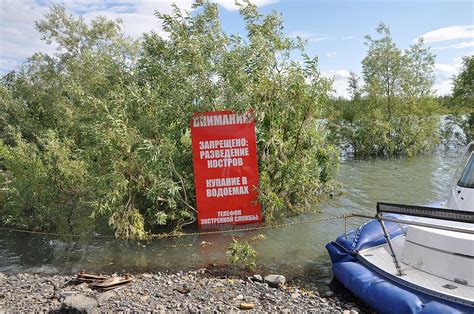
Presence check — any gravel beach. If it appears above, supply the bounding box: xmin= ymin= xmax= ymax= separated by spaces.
xmin=0 ymin=268 xmax=371 ymax=313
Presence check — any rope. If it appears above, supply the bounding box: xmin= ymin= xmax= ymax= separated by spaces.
xmin=0 ymin=213 xmax=353 ymax=240
xmin=0 ymin=226 xmax=115 ymax=239
xmin=150 ymin=213 xmax=353 ymax=239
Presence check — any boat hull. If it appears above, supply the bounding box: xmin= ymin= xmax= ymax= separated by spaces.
xmin=326 ymin=215 xmax=474 ymax=314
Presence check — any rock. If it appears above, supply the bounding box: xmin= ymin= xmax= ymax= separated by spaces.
xmin=239 ymin=303 xmax=255 ymax=310
xmin=0 ymin=271 xmax=369 ymax=312
xmin=324 ymin=291 xmax=334 ymax=297
xmin=97 ymin=290 xmax=115 ymax=303
xmin=264 ymin=275 xmax=286 ymax=288
xmin=251 ymin=274 xmax=263 ymax=282
xmin=174 ymin=286 xmax=190 ymax=294
xmin=62 ymin=294 xmax=98 ymax=312
xmin=141 ymin=273 xmax=153 ymax=278
xmin=60 ymin=290 xmax=78 ymax=298
xmin=343 ymin=310 xmax=351 ymax=314
xmin=76 ymin=282 xmax=90 ymax=292
xmin=41 ymin=284 xmax=55 ymax=296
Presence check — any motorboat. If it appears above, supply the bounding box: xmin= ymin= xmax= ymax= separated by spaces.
xmin=326 ymin=142 xmax=474 ymax=313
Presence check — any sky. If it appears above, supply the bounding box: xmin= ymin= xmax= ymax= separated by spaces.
xmin=0 ymin=0 xmax=473 ymax=98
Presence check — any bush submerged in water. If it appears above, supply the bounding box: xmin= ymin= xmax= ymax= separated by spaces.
xmin=226 ymin=238 xmax=257 ymax=271
xmin=325 ymin=23 xmax=442 ymax=158
xmin=0 ymin=2 xmax=337 ymax=238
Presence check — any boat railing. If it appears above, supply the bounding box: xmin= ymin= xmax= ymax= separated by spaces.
xmin=351 ymin=213 xmax=474 ymax=235
xmin=348 ymin=202 xmax=474 ymax=276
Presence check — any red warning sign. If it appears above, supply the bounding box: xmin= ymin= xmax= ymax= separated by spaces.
xmin=191 ymin=111 xmax=262 ymax=228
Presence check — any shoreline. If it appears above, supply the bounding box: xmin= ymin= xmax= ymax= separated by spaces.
xmin=0 ymin=268 xmax=370 ymax=312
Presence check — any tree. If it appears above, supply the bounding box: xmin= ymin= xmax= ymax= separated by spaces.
xmin=347 ymin=72 xmax=361 ymax=101
xmin=452 ymin=56 xmax=474 ymax=142
xmin=0 ymin=5 xmax=137 ymax=236
xmin=362 ymin=23 xmax=404 ymax=122
xmin=0 ymin=2 xmax=338 ymax=238
xmin=326 ymin=22 xmax=441 ymax=157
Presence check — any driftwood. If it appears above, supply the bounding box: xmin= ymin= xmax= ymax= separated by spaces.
xmin=77 ymin=271 xmax=132 ymax=291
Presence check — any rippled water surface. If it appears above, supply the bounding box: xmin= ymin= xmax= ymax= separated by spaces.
xmin=0 ymin=150 xmax=461 ymax=285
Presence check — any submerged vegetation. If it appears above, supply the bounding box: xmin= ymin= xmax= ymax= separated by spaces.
xmin=450 ymin=56 xmax=474 ymax=143
xmin=0 ymin=2 xmax=337 ymax=238
xmin=325 ymin=23 xmax=442 ymax=158
xmin=226 ymin=238 xmax=257 ymax=271
xmin=0 ymin=2 xmax=471 ymax=239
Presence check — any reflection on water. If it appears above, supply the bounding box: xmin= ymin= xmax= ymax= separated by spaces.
xmin=0 ymin=150 xmax=461 ymax=286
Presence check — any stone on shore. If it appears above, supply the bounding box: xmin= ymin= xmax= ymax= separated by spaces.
xmin=96 ymin=290 xmax=115 ymax=303
xmin=250 ymin=274 xmax=263 ymax=282
xmin=0 ymin=271 xmax=370 ymax=312
xmin=239 ymin=303 xmax=255 ymax=310
xmin=62 ymin=294 xmax=98 ymax=312
xmin=264 ymin=274 xmax=286 ymax=288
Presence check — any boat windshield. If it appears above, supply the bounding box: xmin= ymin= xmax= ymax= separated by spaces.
xmin=458 ymin=153 xmax=474 ymax=188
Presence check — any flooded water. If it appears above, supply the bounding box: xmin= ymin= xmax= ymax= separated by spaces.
xmin=0 ymin=150 xmax=461 ymax=286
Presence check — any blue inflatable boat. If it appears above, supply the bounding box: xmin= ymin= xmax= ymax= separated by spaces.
xmin=327 ymin=143 xmax=474 ymax=313
xmin=326 ymin=212 xmax=473 ymax=313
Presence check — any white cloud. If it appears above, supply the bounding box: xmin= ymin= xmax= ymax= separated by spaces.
xmin=288 ymin=31 xmax=328 ymax=43
xmin=432 ymin=41 xmax=474 ymax=50
xmin=323 ymin=69 xmax=351 ymax=78
xmin=0 ymin=0 xmax=279 ymax=75
xmin=320 ymin=62 xmax=466 ymax=97
xmin=322 ymin=69 xmax=351 ymax=98
xmin=415 ymin=25 xmax=474 ymax=43
xmin=434 ymin=63 xmax=458 ymax=76
xmin=215 ymin=0 xmax=279 ymax=11
xmin=433 ymin=80 xmax=453 ymax=96
xmin=432 ymin=58 xmax=465 ymax=96
xmin=0 ymin=58 xmax=21 ymax=73
xmin=0 ymin=0 xmax=52 ymax=69
xmin=0 ymin=0 xmax=190 ymax=74
xmin=326 ymin=52 xmax=337 ymax=58
xmin=341 ymin=35 xmax=355 ymax=40
xmin=68 ymin=0 xmax=196 ymax=39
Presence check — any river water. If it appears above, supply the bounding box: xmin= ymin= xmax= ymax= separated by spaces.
xmin=0 ymin=150 xmax=461 ymax=286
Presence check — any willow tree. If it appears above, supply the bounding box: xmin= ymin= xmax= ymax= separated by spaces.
xmin=0 ymin=1 xmax=337 ymax=238
xmin=136 ymin=1 xmax=338 ymax=224
xmin=0 ymin=5 xmax=139 ymax=235
xmin=452 ymin=56 xmax=474 ymax=142
xmin=327 ymin=23 xmax=441 ymax=157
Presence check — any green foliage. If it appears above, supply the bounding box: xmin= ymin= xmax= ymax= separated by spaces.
xmin=451 ymin=56 xmax=473 ymax=142
xmin=0 ymin=2 xmax=337 ymax=238
xmin=326 ymin=23 xmax=442 ymax=157
xmin=453 ymin=56 xmax=474 ymax=106
xmin=226 ymin=238 xmax=257 ymax=271
xmin=0 ymin=133 xmax=91 ymax=234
